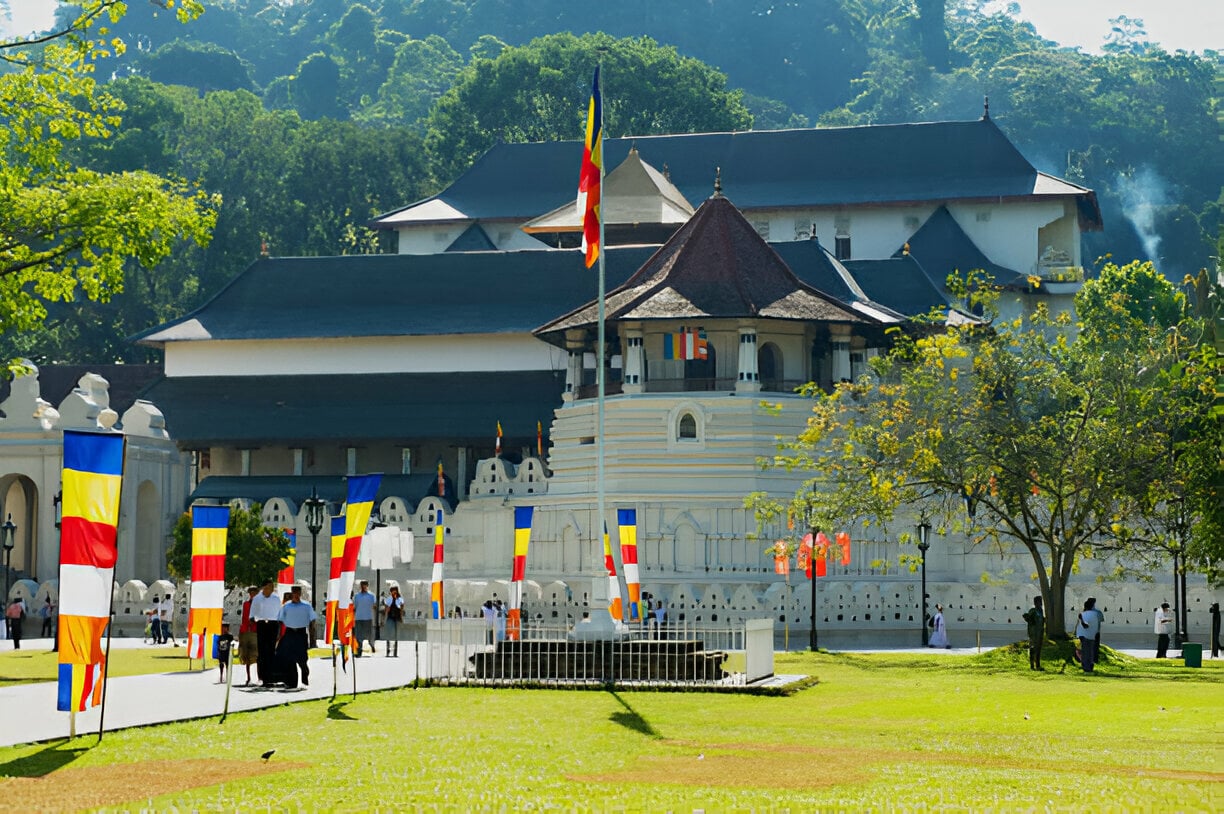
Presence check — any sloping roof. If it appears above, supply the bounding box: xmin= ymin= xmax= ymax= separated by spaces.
xmin=895 ymin=205 xmax=1025 ymax=289
xmin=536 ymin=194 xmax=881 ymax=340
xmin=522 ymin=146 xmax=694 ymax=233
xmin=190 ymin=474 xmax=455 ymax=511
xmin=0 ymin=364 xmax=163 ymax=419
xmin=445 ymin=223 xmax=496 ymax=252
xmin=843 ymin=257 xmax=954 ymax=316
xmin=139 ymin=370 xmax=563 ymax=447
xmin=372 ymin=118 xmax=1101 ymax=228
xmin=132 ymin=248 xmax=657 ymax=346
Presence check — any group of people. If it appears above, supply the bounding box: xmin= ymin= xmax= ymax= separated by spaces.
xmin=144 ymin=595 xmax=176 ymax=645
xmin=3 ymin=597 xmax=58 ymax=649
xmin=1022 ymin=595 xmax=1106 ymax=672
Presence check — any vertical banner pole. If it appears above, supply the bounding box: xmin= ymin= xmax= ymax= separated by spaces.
xmin=352 ymin=645 xmax=358 ymax=701
xmin=69 ymin=708 xmax=76 ymax=740
xmin=331 ymin=643 xmax=338 ymax=700
xmin=221 ymin=637 xmax=234 ymax=723
xmin=96 ymin=610 xmax=115 ymax=743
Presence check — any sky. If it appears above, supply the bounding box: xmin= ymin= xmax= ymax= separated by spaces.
xmin=1 ymin=0 xmax=1221 ymax=54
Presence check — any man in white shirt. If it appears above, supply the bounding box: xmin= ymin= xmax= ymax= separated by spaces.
xmin=250 ymin=580 xmax=283 ymax=686
xmin=157 ymin=596 xmax=176 ymax=645
xmin=146 ymin=597 xmax=164 ymax=643
xmin=1154 ymin=602 xmax=1173 ymax=658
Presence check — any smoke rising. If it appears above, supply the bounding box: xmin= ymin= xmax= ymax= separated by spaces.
xmin=1115 ymin=166 xmax=1169 ymax=263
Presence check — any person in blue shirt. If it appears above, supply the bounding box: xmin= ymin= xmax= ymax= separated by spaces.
xmin=276 ymin=586 xmax=318 ymax=689
xmin=352 ymin=581 xmax=377 ymax=657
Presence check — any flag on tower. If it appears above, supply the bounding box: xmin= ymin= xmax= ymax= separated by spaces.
xmin=577 ymin=66 xmax=602 ymax=268
xmin=495 ymin=421 xmax=503 ymax=457
xmin=56 ymin=430 xmax=125 ymax=712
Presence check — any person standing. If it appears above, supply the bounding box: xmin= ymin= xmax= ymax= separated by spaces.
xmin=383 ymin=586 xmax=404 ymax=657
xmin=1075 ymin=598 xmax=1103 ymax=672
xmin=1211 ymin=602 xmax=1221 ymax=659
xmin=215 ymin=622 xmax=234 ymax=684
xmin=352 ymin=581 xmax=377 ymax=657
xmin=237 ymin=586 xmax=259 ymax=685
xmin=38 ymin=598 xmax=54 ymax=638
xmin=276 ymin=586 xmax=317 ymax=689
xmin=1022 ymin=596 xmax=1045 ymax=670
xmin=5 ymin=598 xmax=25 ymax=649
xmin=1154 ymin=602 xmax=1173 ymax=659
xmin=147 ymin=596 xmax=164 ymax=644
xmin=250 ymin=580 xmax=283 ymax=687
xmin=158 ymin=595 xmax=177 ymax=645
xmin=928 ymin=603 xmax=949 ymax=648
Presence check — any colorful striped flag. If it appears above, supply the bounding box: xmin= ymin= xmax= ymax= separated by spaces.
xmin=773 ymin=540 xmax=790 ymax=575
xmin=577 ymin=66 xmax=602 ymax=268
xmin=662 ymin=329 xmax=709 ymax=360
xmin=507 ymin=506 xmax=534 ymax=640
xmin=276 ymin=528 xmax=297 ymax=596
xmin=436 ymin=459 xmax=445 ymax=498
xmin=430 ymin=507 xmax=445 ymax=619
xmin=495 ymin=421 xmax=503 ymax=457
xmin=603 ymin=521 xmax=621 ymax=621
xmin=56 ymin=430 xmax=125 ymax=712
xmin=836 ymin=531 xmax=852 ymax=566
xmin=336 ymin=474 xmax=381 ymax=649
xmin=617 ymin=509 xmax=641 ymax=622
xmin=537 ymin=421 xmax=543 ymax=458
xmin=814 ymin=532 xmax=831 ymax=578
xmin=798 ymin=533 xmax=813 ymax=577
xmin=187 ymin=505 xmax=229 ymax=659
xmin=324 ymin=514 xmax=345 ymax=643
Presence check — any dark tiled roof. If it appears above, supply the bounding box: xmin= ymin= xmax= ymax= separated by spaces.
xmin=190 ymin=474 xmax=456 ymax=512
xmin=843 ymin=257 xmax=952 ymax=316
xmin=896 ymin=205 xmax=1024 ymax=289
xmin=446 ymin=223 xmax=496 ymax=252
xmin=536 ymin=195 xmax=878 ymax=338
xmin=132 ymin=248 xmax=657 ymax=345
xmin=0 ymin=364 xmax=163 ymax=418
xmin=376 ymin=119 xmax=1099 ymax=223
xmin=140 ymin=370 xmax=563 ymax=447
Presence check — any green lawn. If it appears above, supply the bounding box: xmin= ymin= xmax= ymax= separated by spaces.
xmin=0 ymin=647 xmax=334 ymax=686
xmin=1 ymin=646 xmax=1220 ymax=811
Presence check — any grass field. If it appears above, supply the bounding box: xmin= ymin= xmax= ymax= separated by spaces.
xmin=0 ymin=646 xmax=334 ymax=686
xmin=0 ymin=645 xmax=1220 ymax=812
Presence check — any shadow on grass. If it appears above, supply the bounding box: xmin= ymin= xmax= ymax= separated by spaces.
xmin=0 ymin=742 xmax=91 ymax=778
xmin=328 ymin=700 xmax=358 ymax=721
xmin=607 ymin=691 xmax=661 ymax=739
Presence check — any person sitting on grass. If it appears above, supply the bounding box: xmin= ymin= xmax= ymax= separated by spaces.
xmin=216 ymin=622 xmax=234 ymax=684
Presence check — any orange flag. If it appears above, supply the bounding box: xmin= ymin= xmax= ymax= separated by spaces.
xmin=836 ymin=532 xmax=851 ymax=566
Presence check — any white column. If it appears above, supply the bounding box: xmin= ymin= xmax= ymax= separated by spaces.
xmin=401 ymin=447 xmax=412 ymax=475
xmin=240 ymin=449 xmax=252 ymax=476
xmin=830 ymin=325 xmax=852 ymax=384
xmin=563 ymin=350 xmax=583 ymax=403
xmin=346 ymin=446 xmax=357 ymax=475
xmin=623 ymin=330 xmax=645 ymax=394
xmin=292 ymin=448 xmax=304 ymax=476
xmin=736 ymin=327 xmax=761 ymax=393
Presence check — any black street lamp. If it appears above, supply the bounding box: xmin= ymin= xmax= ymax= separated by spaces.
xmin=917 ymin=521 xmax=931 ymax=647
xmin=304 ymin=487 xmax=327 ymax=648
xmin=808 ymin=527 xmax=819 ymax=652
xmin=3 ymin=513 xmax=17 ymax=612
xmin=53 ymin=491 xmax=63 ymax=531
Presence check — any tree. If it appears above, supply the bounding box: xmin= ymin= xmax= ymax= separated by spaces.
xmin=0 ymin=1 xmax=216 ymax=367
xmin=749 ymin=270 xmax=1217 ymax=638
xmin=423 ymin=32 xmax=753 ymax=182
xmin=167 ymin=503 xmax=292 ymax=591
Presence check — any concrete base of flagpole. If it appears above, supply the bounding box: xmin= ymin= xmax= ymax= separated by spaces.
xmin=568 ymin=577 xmax=630 ymax=641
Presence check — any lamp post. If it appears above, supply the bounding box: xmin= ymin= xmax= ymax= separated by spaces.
xmin=303 ymin=487 xmax=327 ymax=646
xmin=917 ymin=521 xmax=931 ymax=647
xmin=809 ymin=526 xmax=819 ymax=652
xmin=2 ymin=514 xmax=16 ymax=612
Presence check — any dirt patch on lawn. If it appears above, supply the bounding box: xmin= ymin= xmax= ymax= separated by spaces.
xmin=0 ymin=758 xmax=308 ymax=812
xmin=571 ymin=741 xmax=1224 ymax=790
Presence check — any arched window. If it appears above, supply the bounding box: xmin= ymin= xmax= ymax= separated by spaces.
xmin=677 ymin=413 xmax=698 ymax=440
xmin=758 ymin=342 xmax=782 ymax=390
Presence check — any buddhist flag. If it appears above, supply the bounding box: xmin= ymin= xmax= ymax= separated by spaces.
xmin=187 ymin=505 xmax=229 ymax=659
xmin=814 ymin=532 xmax=831 ymax=578
xmin=577 ymin=66 xmax=602 ymax=268
xmin=617 ymin=509 xmax=641 ymax=622
xmin=507 ymin=506 xmax=534 ymax=640
xmin=773 ymin=540 xmax=789 ymax=575
xmin=437 ymin=459 xmax=445 ymax=498
xmin=337 ymin=474 xmax=381 ymax=648
xmin=798 ymin=533 xmax=813 ymax=577
xmin=430 ymin=507 xmax=445 ymax=619
xmin=836 ymin=531 xmax=852 ymax=566
xmin=603 ymin=521 xmax=622 ymax=622
xmin=537 ymin=421 xmax=543 ymax=458
xmin=276 ymin=528 xmax=297 ymax=596
xmin=495 ymin=421 xmax=503 ymax=457
xmin=663 ymin=328 xmax=709 ymax=360
xmin=324 ymin=514 xmax=346 ymax=643
xmin=57 ymin=430 xmax=124 ymax=712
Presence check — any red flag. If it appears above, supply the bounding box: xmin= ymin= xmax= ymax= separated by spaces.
xmin=797 ymin=533 xmax=813 ymax=576
xmin=836 ymin=531 xmax=851 ymax=566
xmin=773 ymin=540 xmax=789 ymax=575
xmin=577 ymin=67 xmax=602 ymax=268
xmin=495 ymin=420 xmax=503 ymax=456
xmin=436 ymin=459 xmax=445 ymax=497
xmin=537 ymin=420 xmax=543 ymax=457
xmin=814 ymin=532 xmax=831 ymax=578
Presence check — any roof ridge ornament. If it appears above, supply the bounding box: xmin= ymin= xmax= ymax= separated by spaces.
xmin=982 ymin=95 xmax=990 ymax=120
xmin=713 ymin=166 xmax=722 ymax=198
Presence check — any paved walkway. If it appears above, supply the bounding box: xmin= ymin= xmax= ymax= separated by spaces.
xmin=0 ymin=638 xmax=423 ymax=748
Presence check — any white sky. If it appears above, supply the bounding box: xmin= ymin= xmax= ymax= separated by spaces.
xmin=2 ymin=1 xmax=1221 ymax=54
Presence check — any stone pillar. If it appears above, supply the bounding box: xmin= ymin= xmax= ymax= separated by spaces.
xmin=458 ymin=447 xmax=468 ymax=501
xmin=622 ymin=329 xmax=645 ymax=394
xmin=346 ymin=446 xmax=357 ymax=475
xmin=563 ymin=350 xmax=583 ymax=403
xmin=240 ymin=449 xmax=252 ymax=476
xmin=401 ymin=447 xmax=412 ymax=475
xmin=292 ymin=448 xmax=304 ymax=476
xmin=830 ymin=325 xmax=852 ymax=384
xmin=736 ymin=326 xmax=761 ymax=393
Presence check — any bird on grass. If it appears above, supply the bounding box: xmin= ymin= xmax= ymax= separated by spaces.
xmin=261 ymin=750 xmax=276 ymax=763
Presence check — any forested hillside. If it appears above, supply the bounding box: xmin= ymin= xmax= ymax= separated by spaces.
xmin=5 ymin=0 xmax=1221 ymax=364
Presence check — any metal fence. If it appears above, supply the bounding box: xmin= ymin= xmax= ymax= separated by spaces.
xmin=418 ymin=618 xmax=761 ymax=688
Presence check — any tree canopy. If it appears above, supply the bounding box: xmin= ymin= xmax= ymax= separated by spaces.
xmin=168 ymin=503 xmax=292 ymax=591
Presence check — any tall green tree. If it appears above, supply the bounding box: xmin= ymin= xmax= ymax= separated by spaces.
xmin=749 ymin=269 xmax=1218 ymax=637
xmin=0 ymin=1 xmax=217 ymax=369
xmin=424 ymin=32 xmax=753 ymax=182
xmin=168 ymin=503 xmax=292 ymax=591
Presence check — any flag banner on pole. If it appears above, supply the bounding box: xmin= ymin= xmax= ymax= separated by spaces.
xmin=773 ymin=540 xmax=790 ymax=575
xmin=337 ymin=474 xmax=381 ymax=648
xmin=324 ymin=514 xmax=345 ymax=643
xmin=495 ymin=421 xmax=503 ymax=457
xmin=603 ymin=521 xmax=621 ymax=621
xmin=537 ymin=421 xmax=543 ymax=458
xmin=56 ymin=430 xmax=124 ymax=712
xmin=187 ymin=505 xmax=229 ymax=659
xmin=436 ymin=459 xmax=445 ymax=497
xmin=662 ymin=328 xmax=709 ymax=361
xmin=798 ymin=533 xmax=813 ymax=576
xmin=815 ymin=531 xmax=831 ymax=578
xmin=276 ymin=528 xmax=297 ymax=596
xmin=430 ymin=507 xmax=445 ymax=619
xmin=617 ymin=508 xmax=641 ymax=622
xmin=507 ymin=506 xmax=534 ymax=640
xmin=836 ymin=531 xmax=852 ymax=566
xmin=577 ymin=66 xmax=602 ymax=268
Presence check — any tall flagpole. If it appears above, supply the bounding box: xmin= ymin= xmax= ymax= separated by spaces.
xmin=595 ymin=61 xmax=607 ymax=596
